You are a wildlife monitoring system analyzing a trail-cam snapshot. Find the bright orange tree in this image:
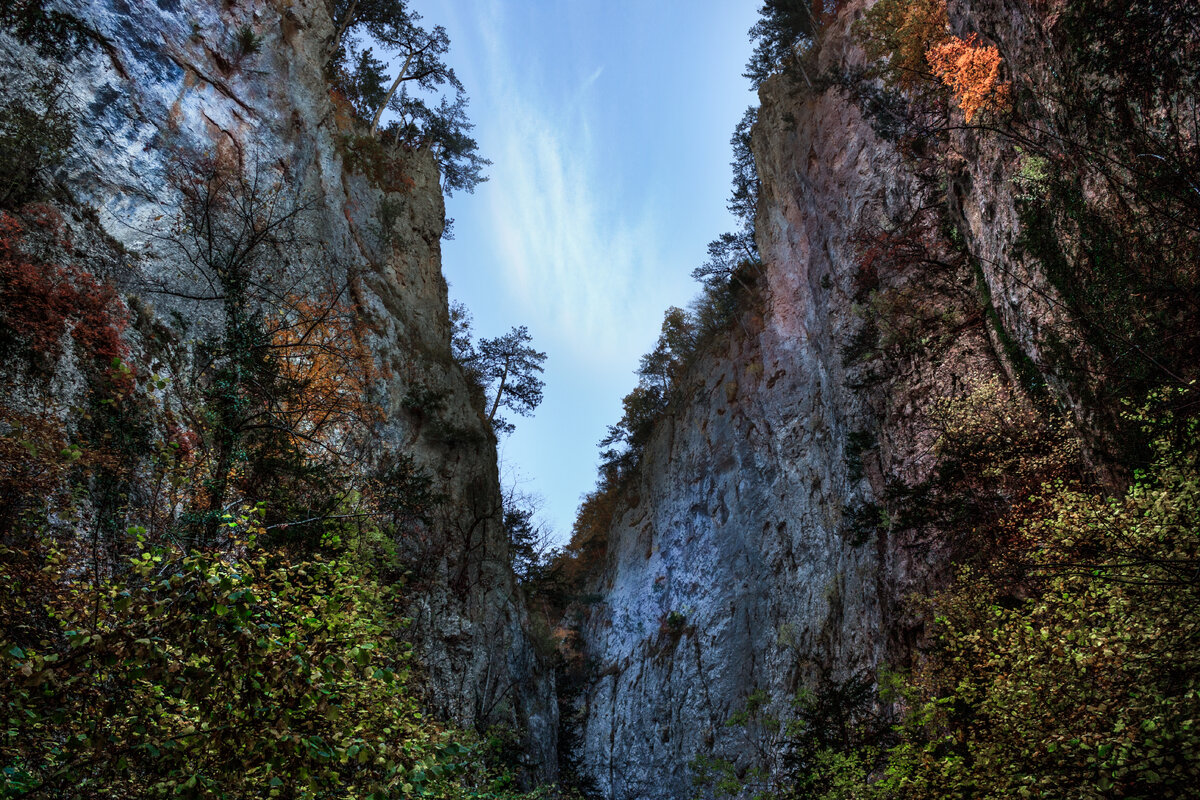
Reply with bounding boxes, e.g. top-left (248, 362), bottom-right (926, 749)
top-left (858, 0), bottom-right (1011, 122)
top-left (267, 289), bottom-right (381, 463)
top-left (927, 33), bottom-right (1012, 122)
